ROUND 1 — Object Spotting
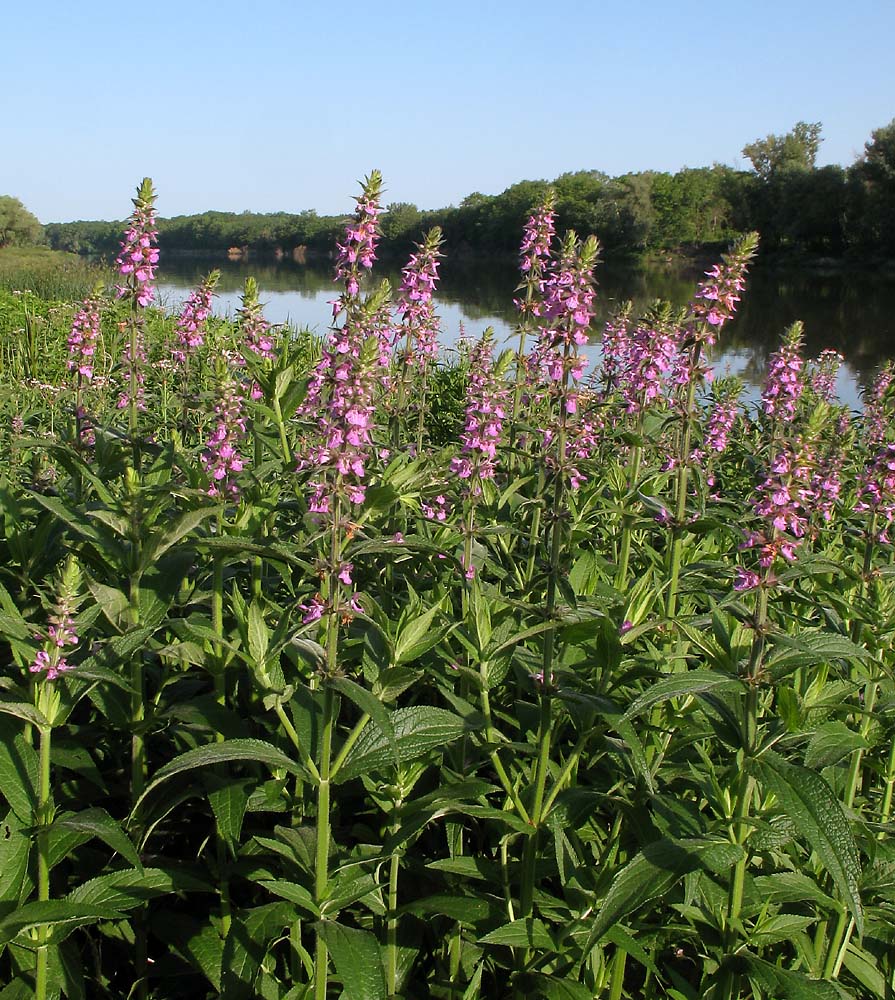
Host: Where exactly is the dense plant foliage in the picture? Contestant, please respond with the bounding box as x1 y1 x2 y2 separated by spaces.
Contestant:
1 173 895 1000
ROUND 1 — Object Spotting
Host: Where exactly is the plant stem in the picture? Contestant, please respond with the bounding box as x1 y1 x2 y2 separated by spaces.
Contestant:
665 344 700 621
34 723 52 1000
386 798 403 998
615 432 643 591
314 684 335 1000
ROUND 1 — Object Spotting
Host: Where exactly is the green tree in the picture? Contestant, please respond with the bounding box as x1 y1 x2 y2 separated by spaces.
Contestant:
0 195 42 247
742 121 823 178
845 119 895 254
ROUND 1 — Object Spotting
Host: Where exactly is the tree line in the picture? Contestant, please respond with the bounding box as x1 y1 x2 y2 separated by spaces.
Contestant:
18 119 895 262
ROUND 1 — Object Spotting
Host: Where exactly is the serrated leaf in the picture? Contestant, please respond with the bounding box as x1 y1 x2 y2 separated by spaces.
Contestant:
750 913 818 945
0 696 50 730
583 838 743 957
805 721 868 770
134 739 304 818
247 601 269 666
0 727 38 822
527 974 592 1000
207 778 251 854
333 706 466 784
68 867 210 910
315 921 386 1000
143 506 217 566
0 812 30 902
478 917 553 949
393 603 446 665
0 900 123 946
621 671 743 722
754 753 862 936
258 880 318 916
222 902 295 999
54 808 141 869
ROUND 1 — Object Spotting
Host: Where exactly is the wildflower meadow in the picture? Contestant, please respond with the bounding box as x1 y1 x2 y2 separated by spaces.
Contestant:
0 172 893 999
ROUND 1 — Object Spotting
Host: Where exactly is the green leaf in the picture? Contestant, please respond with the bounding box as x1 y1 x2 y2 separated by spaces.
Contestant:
222 902 296 999
479 917 554 950
0 695 50 730
805 721 868 770
143 506 217 567
134 739 304 819
207 777 251 855
247 601 269 666
258 880 318 917
69 867 210 910
53 808 142 869
315 921 387 1000
333 706 467 784
750 913 818 946
621 670 743 722
330 677 394 762
768 629 871 680
0 726 38 822
754 753 863 935
582 838 743 957
734 952 850 1000
0 900 123 946
152 913 223 990
526 974 592 1000
0 812 30 903
393 603 447 665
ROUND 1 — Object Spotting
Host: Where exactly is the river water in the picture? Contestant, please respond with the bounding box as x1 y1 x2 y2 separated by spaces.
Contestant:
156 257 895 411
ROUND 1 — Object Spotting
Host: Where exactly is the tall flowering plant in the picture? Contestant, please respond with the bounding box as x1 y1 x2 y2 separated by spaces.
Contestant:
114 178 158 443
451 329 509 578
394 226 443 451
67 290 102 451
295 171 389 1000
664 232 758 617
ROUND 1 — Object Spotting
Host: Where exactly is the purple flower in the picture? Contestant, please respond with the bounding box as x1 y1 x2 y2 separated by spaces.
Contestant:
114 178 159 307
297 173 388 512
810 349 843 403
733 567 761 591
686 233 757 345
116 329 148 411
762 323 805 422
201 370 248 500
451 330 509 490
396 227 443 369
238 276 275 361
173 270 219 363
67 297 101 381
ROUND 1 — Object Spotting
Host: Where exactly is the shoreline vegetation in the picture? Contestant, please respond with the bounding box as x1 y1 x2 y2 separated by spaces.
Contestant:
24 118 895 272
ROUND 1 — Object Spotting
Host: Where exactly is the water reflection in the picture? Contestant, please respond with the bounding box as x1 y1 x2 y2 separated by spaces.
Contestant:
156 257 895 410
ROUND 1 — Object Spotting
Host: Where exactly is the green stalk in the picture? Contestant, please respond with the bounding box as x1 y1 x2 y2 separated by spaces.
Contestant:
607 948 627 1000
520 341 571 920
822 909 853 980
665 343 701 622
878 737 895 834
481 689 530 824
34 722 52 1000
386 797 403 998
211 521 232 939
315 492 343 1000
314 684 335 1000
272 394 292 466
844 675 878 811
615 426 643 591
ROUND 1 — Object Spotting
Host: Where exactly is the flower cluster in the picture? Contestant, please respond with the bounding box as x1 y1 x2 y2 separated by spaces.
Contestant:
67 297 101 381
686 232 757 343
514 191 557 322
238 276 275 361
173 270 219 363
114 178 159 307
612 319 680 415
451 332 509 489
810 348 844 402
396 227 443 369
298 174 387 513
201 373 248 499
704 399 739 454
30 563 81 682
856 441 895 539
762 323 805 422
863 362 895 447
334 170 383 300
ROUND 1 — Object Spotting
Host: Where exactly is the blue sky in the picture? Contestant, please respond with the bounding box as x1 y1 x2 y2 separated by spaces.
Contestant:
4 0 893 222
